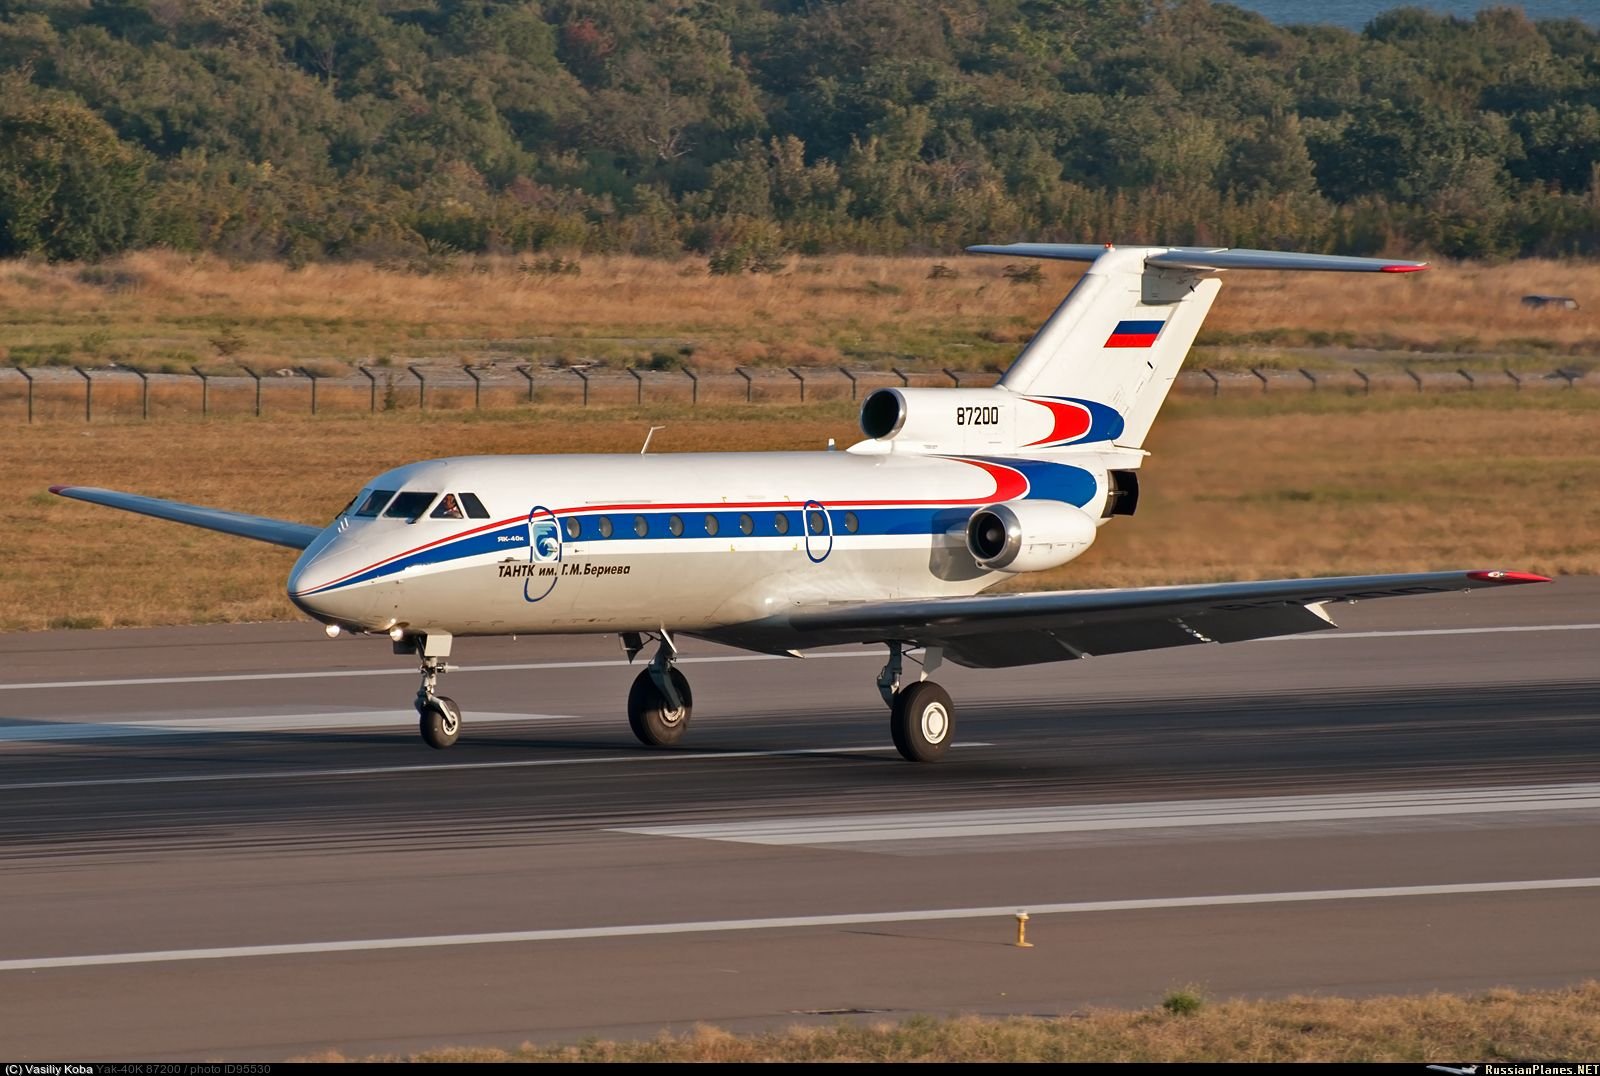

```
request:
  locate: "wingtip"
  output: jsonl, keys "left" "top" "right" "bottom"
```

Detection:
{"left": 48, "top": 485, "right": 68, "bottom": 496}
{"left": 1466, "top": 570, "right": 1550, "bottom": 584}
{"left": 1380, "top": 263, "right": 1429, "bottom": 273}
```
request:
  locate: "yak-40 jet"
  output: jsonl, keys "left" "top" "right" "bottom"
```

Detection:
{"left": 54, "top": 244, "right": 1546, "bottom": 761}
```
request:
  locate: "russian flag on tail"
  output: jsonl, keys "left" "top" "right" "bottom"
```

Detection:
{"left": 1104, "top": 319, "right": 1164, "bottom": 348}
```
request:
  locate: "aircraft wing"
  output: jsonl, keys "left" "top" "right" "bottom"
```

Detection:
{"left": 730, "top": 571, "right": 1547, "bottom": 668}
{"left": 50, "top": 485, "right": 321, "bottom": 550}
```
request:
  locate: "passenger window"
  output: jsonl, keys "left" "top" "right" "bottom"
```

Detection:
{"left": 384, "top": 491, "right": 438, "bottom": 520}
{"left": 808, "top": 510, "right": 827, "bottom": 535}
{"left": 633, "top": 515, "right": 649, "bottom": 537}
{"left": 774, "top": 512, "right": 790, "bottom": 536}
{"left": 355, "top": 489, "right": 396, "bottom": 517}
{"left": 704, "top": 514, "right": 719, "bottom": 537}
{"left": 598, "top": 516, "right": 613, "bottom": 538}
{"left": 668, "top": 515, "right": 684, "bottom": 537}
{"left": 843, "top": 511, "right": 859, "bottom": 534}
{"left": 430, "top": 493, "right": 465, "bottom": 520}
{"left": 458, "top": 492, "right": 491, "bottom": 519}
{"left": 738, "top": 513, "right": 754, "bottom": 535}
{"left": 564, "top": 517, "right": 581, "bottom": 540}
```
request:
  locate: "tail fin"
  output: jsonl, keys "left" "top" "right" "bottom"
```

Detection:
{"left": 970, "top": 244, "right": 1426, "bottom": 449}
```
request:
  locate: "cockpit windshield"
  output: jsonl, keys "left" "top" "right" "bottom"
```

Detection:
{"left": 354, "top": 489, "right": 397, "bottom": 517}
{"left": 430, "top": 492, "right": 492, "bottom": 520}
{"left": 383, "top": 491, "right": 438, "bottom": 520}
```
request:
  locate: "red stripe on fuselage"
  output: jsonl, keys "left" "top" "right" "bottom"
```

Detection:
{"left": 1023, "top": 399, "right": 1094, "bottom": 447}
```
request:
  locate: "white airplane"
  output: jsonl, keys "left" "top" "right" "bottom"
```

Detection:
{"left": 52, "top": 244, "right": 1547, "bottom": 761}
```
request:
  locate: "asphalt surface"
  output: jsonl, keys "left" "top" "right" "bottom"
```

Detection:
{"left": 0, "top": 577, "right": 1596, "bottom": 1060}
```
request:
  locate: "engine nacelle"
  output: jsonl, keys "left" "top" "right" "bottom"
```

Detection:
{"left": 965, "top": 499, "right": 1098, "bottom": 573}
{"left": 856, "top": 386, "right": 1122, "bottom": 454}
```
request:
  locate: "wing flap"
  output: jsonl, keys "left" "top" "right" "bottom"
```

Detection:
{"left": 51, "top": 485, "right": 321, "bottom": 550}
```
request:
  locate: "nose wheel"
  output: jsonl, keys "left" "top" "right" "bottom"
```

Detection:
{"left": 419, "top": 694, "right": 461, "bottom": 749}
{"left": 406, "top": 633, "right": 461, "bottom": 749}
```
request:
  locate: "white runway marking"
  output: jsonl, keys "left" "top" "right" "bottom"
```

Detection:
{"left": 0, "top": 744, "right": 992, "bottom": 792}
{"left": 615, "top": 783, "right": 1600, "bottom": 845}
{"left": 2, "top": 876, "right": 1595, "bottom": 972}
{"left": 0, "top": 622, "right": 1594, "bottom": 692}
{"left": 0, "top": 710, "right": 562, "bottom": 743}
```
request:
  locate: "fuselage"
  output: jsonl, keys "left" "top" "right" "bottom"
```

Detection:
{"left": 288, "top": 446, "right": 1120, "bottom": 638}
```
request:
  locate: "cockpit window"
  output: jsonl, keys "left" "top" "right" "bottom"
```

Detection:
{"left": 431, "top": 494, "right": 465, "bottom": 520}
{"left": 458, "top": 492, "right": 491, "bottom": 519}
{"left": 383, "top": 491, "right": 438, "bottom": 520}
{"left": 354, "top": 489, "right": 397, "bottom": 517}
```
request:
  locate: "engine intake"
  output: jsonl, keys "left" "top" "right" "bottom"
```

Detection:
{"left": 965, "top": 499, "right": 1097, "bottom": 573}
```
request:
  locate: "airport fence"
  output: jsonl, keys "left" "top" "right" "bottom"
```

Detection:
{"left": 0, "top": 362, "right": 1590, "bottom": 422}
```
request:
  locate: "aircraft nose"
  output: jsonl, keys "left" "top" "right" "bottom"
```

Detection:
{"left": 288, "top": 539, "right": 379, "bottom": 628}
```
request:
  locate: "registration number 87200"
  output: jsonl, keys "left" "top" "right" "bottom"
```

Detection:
{"left": 955, "top": 406, "right": 1000, "bottom": 426}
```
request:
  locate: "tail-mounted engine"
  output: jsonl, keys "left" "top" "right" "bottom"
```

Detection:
{"left": 856, "top": 387, "right": 1120, "bottom": 454}
{"left": 965, "top": 499, "right": 1097, "bottom": 573}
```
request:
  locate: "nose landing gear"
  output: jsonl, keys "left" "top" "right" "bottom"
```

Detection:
{"left": 404, "top": 632, "right": 461, "bottom": 750}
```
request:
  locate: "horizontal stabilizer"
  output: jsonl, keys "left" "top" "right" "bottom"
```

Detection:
{"left": 51, "top": 485, "right": 321, "bottom": 549}
{"left": 967, "top": 243, "right": 1428, "bottom": 273}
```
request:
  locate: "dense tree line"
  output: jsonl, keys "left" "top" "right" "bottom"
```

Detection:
{"left": 1, "top": 0, "right": 1598, "bottom": 263}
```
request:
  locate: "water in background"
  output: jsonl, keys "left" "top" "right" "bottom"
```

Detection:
{"left": 1232, "top": 1, "right": 1596, "bottom": 30}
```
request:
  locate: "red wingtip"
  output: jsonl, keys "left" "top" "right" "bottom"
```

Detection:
{"left": 48, "top": 485, "right": 67, "bottom": 495}
{"left": 1380, "top": 264, "right": 1428, "bottom": 273}
{"left": 1466, "top": 570, "right": 1551, "bottom": 584}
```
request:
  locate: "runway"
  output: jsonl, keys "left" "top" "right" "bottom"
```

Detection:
{"left": 1, "top": 578, "right": 1597, "bottom": 1059}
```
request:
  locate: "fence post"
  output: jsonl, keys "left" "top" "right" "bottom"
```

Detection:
{"left": 1555, "top": 368, "right": 1578, "bottom": 389}
{"left": 191, "top": 366, "right": 210, "bottom": 416}
{"left": 943, "top": 367, "right": 962, "bottom": 387}
{"left": 1298, "top": 368, "right": 1317, "bottom": 391}
{"left": 626, "top": 367, "right": 643, "bottom": 405}
{"left": 569, "top": 366, "right": 589, "bottom": 406}
{"left": 891, "top": 366, "right": 911, "bottom": 386}
{"left": 1201, "top": 368, "right": 1219, "bottom": 397}
{"left": 1354, "top": 367, "right": 1370, "bottom": 396}
{"left": 735, "top": 365, "right": 753, "bottom": 402}
{"left": 358, "top": 366, "right": 377, "bottom": 412}
{"left": 839, "top": 367, "right": 857, "bottom": 400}
{"left": 130, "top": 367, "right": 150, "bottom": 418}
{"left": 297, "top": 367, "right": 320, "bottom": 414}
{"left": 412, "top": 363, "right": 432, "bottom": 409}
{"left": 788, "top": 366, "right": 805, "bottom": 402}
{"left": 985, "top": 363, "right": 1005, "bottom": 385}
{"left": 683, "top": 366, "right": 697, "bottom": 405}
{"left": 1504, "top": 368, "right": 1521, "bottom": 391}
{"left": 516, "top": 364, "right": 535, "bottom": 403}
{"left": 463, "top": 364, "right": 484, "bottom": 409}
{"left": 1249, "top": 367, "right": 1268, "bottom": 393}
{"left": 1457, "top": 368, "right": 1475, "bottom": 390}
{"left": 1405, "top": 368, "right": 1422, "bottom": 393}
{"left": 241, "top": 365, "right": 263, "bottom": 416}
{"left": 16, "top": 366, "right": 34, "bottom": 424}
{"left": 73, "top": 365, "right": 93, "bottom": 422}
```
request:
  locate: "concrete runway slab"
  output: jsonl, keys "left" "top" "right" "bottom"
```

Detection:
{"left": 0, "top": 578, "right": 1596, "bottom": 1059}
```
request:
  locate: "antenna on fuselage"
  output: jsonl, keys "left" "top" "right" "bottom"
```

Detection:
{"left": 641, "top": 426, "right": 665, "bottom": 454}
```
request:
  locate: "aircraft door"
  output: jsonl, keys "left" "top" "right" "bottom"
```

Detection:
{"left": 803, "top": 500, "right": 833, "bottom": 563}
{"left": 524, "top": 505, "right": 561, "bottom": 602}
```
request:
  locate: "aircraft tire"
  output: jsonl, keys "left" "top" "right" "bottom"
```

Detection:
{"left": 890, "top": 681, "right": 954, "bottom": 763}
{"left": 419, "top": 695, "right": 462, "bottom": 749}
{"left": 628, "top": 667, "right": 693, "bottom": 747}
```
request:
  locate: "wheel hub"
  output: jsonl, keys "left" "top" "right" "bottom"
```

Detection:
{"left": 921, "top": 702, "right": 949, "bottom": 743}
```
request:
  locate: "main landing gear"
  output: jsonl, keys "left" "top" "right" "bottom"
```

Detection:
{"left": 623, "top": 631, "right": 694, "bottom": 747}
{"left": 879, "top": 642, "right": 954, "bottom": 762}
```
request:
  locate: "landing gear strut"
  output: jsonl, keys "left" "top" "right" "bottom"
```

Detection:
{"left": 879, "top": 642, "right": 954, "bottom": 762}
{"left": 406, "top": 632, "right": 461, "bottom": 750}
{"left": 625, "top": 630, "right": 693, "bottom": 747}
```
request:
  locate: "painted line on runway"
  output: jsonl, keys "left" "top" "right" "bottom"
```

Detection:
{"left": 615, "top": 782, "right": 1600, "bottom": 845}
{"left": 0, "top": 650, "right": 878, "bottom": 692}
{"left": 1, "top": 622, "right": 1595, "bottom": 692}
{"left": 0, "top": 743, "right": 993, "bottom": 792}
{"left": 0, "top": 710, "right": 569, "bottom": 743}
{"left": 2, "top": 876, "right": 1596, "bottom": 972}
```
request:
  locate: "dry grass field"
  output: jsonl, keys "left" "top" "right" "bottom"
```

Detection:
{"left": 313, "top": 982, "right": 1600, "bottom": 1062}
{"left": 4, "top": 391, "right": 1594, "bottom": 632}
{"left": 1, "top": 252, "right": 1597, "bottom": 376}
